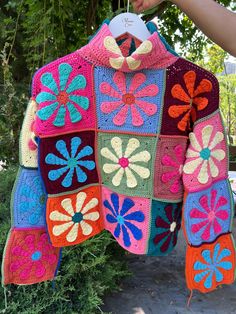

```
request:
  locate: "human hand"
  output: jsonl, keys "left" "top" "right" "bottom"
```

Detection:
{"left": 130, "top": 0, "right": 166, "bottom": 13}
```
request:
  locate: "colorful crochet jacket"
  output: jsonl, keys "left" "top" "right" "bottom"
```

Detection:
{"left": 2, "top": 20, "right": 236, "bottom": 294}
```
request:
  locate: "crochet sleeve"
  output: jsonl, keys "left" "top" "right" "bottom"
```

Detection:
{"left": 2, "top": 95, "right": 60, "bottom": 285}
{"left": 182, "top": 103, "right": 236, "bottom": 293}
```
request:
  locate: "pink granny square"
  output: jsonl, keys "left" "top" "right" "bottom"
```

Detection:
{"left": 183, "top": 112, "right": 228, "bottom": 192}
{"left": 33, "top": 54, "right": 95, "bottom": 137}
{"left": 154, "top": 135, "right": 188, "bottom": 201}
{"left": 101, "top": 186, "right": 150, "bottom": 254}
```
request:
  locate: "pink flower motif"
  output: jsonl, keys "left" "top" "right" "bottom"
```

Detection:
{"left": 161, "top": 145, "right": 185, "bottom": 194}
{"left": 190, "top": 190, "right": 229, "bottom": 241}
{"left": 100, "top": 72, "right": 158, "bottom": 126}
{"left": 10, "top": 233, "right": 58, "bottom": 280}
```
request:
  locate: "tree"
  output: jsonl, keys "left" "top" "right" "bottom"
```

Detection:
{"left": 0, "top": 0, "right": 235, "bottom": 165}
{"left": 219, "top": 74, "right": 236, "bottom": 144}
{"left": 195, "top": 43, "right": 236, "bottom": 145}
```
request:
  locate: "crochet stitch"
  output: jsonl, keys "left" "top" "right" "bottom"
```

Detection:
{"left": 2, "top": 20, "right": 236, "bottom": 295}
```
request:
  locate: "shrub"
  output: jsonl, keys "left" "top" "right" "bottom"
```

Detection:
{"left": 0, "top": 167, "right": 129, "bottom": 314}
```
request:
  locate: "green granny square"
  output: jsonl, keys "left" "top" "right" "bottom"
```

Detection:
{"left": 98, "top": 132, "right": 157, "bottom": 197}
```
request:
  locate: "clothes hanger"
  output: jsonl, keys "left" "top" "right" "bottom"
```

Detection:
{"left": 109, "top": 0, "right": 151, "bottom": 42}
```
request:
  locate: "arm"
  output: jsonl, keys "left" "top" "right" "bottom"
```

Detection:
{"left": 131, "top": 0, "right": 236, "bottom": 57}
{"left": 172, "top": 0, "right": 236, "bottom": 57}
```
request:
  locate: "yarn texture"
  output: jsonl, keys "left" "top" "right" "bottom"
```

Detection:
{"left": 2, "top": 21, "right": 235, "bottom": 294}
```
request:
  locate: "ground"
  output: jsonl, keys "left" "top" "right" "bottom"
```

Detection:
{"left": 103, "top": 227, "right": 236, "bottom": 314}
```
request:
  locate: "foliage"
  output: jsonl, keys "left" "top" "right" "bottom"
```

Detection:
{"left": 196, "top": 45, "right": 228, "bottom": 75}
{"left": 193, "top": 44, "right": 236, "bottom": 145}
{"left": 218, "top": 74, "right": 236, "bottom": 144}
{"left": 0, "top": 0, "right": 235, "bottom": 165}
{"left": 142, "top": 0, "right": 235, "bottom": 60}
{"left": 0, "top": 167, "right": 129, "bottom": 314}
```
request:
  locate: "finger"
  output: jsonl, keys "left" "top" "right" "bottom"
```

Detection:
{"left": 131, "top": 0, "right": 144, "bottom": 12}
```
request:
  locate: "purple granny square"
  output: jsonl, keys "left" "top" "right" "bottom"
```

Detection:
{"left": 12, "top": 167, "right": 46, "bottom": 228}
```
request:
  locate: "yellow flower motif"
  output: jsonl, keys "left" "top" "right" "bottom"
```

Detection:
{"left": 101, "top": 136, "right": 151, "bottom": 188}
{"left": 50, "top": 192, "right": 99, "bottom": 242}
{"left": 103, "top": 36, "right": 152, "bottom": 70}
{"left": 183, "top": 125, "right": 225, "bottom": 184}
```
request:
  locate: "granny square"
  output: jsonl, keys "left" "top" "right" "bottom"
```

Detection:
{"left": 183, "top": 111, "right": 227, "bottom": 192}
{"left": 3, "top": 228, "right": 60, "bottom": 285}
{"left": 98, "top": 132, "right": 157, "bottom": 197}
{"left": 186, "top": 234, "right": 236, "bottom": 293}
{"left": 183, "top": 179, "right": 233, "bottom": 246}
{"left": 34, "top": 55, "right": 95, "bottom": 137}
{"left": 19, "top": 99, "right": 38, "bottom": 168}
{"left": 94, "top": 67, "right": 165, "bottom": 134}
{"left": 46, "top": 185, "right": 104, "bottom": 247}
{"left": 12, "top": 167, "right": 46, "bottom": 228}
{"left": 161, "top": 58, "right": 219, "bottom": 136}
{"left": 102, "top": 186, "right": 150, "bottom": 254}
{"left": 4, "top": 20, "right": 236, "bottom": 293}
{"left": 39, "top": 131, "right": 99, "bottom": 194}
{"left": 147, "top": 199, "right": 182, "bottom": 256}
{"left": 154, "top": 135, "right": 188, "bottom": 201}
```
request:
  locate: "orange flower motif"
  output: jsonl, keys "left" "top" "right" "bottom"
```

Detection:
{"left": 168, "top": 71, "right": 213, "bottom": 132}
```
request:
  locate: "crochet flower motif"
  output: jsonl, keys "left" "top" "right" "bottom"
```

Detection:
{"left": 101, "top": 137, "right": 151, "bottom": 188}
{"left": 190, "top": 189, "right": 229, "bottom": 241}
{"left": 36, "top": 63, "right": 89, "bottom": 127}
{"left": 100, "top": 72, "right": 158, "bottom": 127}
{"left": 153, "top": 205, "right": 181, "bottom": 253}
{"left": 194, "top": 243, "right": 232, "bottom": 289}
{"left": 10, "top": 233, "right": 58, "bottom": 280}
{"left": 161, "top": 145, "right": 185, "bottom": 194}
{"left": 104, "top": 193, "right": 145, "bottom": 247}
{"left": 183, "top": 125, "right": 225, "bottom": 184}
{"left": 168, "top": 71, "right": 213, "bottom": 132}
{"left": 104, "top": 36, "right": 153, "bottom": 70}
{"left": 18, "top": 175, "right": 46, "bottom": 225}
{"left": 45, "top": 137, "right": 95, "bottom": 187}
{"left": 50, "top": 192, "right": 99, "bottom": 242}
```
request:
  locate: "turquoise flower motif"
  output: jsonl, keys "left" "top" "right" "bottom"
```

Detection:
{"left": 45, "top": 137, "right": 95, "bottom": 187}
{"left": 36, "top": 63, "right": 89, "bottom": 127}
{"left": 194, "top": 243, "right": 232, "bottom": 289}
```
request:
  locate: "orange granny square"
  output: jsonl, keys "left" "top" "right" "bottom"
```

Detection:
{"left": 186, "top": 234, "right": 236, "bottom": 293}
{"left": 46, "top": 185, "right": 104, "bottom": 247}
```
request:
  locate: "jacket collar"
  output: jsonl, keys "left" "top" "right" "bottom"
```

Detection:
{"left": 79, "top": 21, "right": 178, "bottom": 72}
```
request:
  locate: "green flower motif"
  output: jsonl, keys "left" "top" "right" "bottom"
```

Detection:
{"left": 36, "top": 63, "right": 89, "bottom": 127}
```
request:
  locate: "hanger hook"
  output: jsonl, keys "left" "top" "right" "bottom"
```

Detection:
{"left": 127, "top": 0, "right": 130, "bottom": 12}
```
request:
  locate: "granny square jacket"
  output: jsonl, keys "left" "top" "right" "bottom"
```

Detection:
{"left": 2, "top": 20, "right": 236, "bottom": 293}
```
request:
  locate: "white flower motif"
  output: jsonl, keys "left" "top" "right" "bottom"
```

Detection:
{"left": 103, "top": 36, "right": 152, "bottom": 70}
{"left": 49, "top": 192, "right": 99, "bottom": 242}
{"left": 101, "top": 137, "right": 151, "bottom": 188}
{"left": 183, "top": 125, "right": 226, "bottom": 184}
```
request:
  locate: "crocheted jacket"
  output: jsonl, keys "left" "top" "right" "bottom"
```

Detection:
{"left": 2, "top": 20, "right": 236, "bottom": 294}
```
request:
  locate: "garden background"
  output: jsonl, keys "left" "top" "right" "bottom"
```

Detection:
{"left": 0, "top": 1, "right": 236, "bottom": 313}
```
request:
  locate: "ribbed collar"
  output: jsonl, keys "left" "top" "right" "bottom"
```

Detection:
{"left": 79, "top": 21, "right": 178, "bottom": 72}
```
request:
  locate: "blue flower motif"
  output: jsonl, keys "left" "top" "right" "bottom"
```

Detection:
{"left": 104, "top": 193, "right": 145, "bottom": 247}
{"left": 194, "top": 243, "right": 232, "bottom": 289}
{"left": 18, "top": 175, "right": 46, "bottom": 226}
{"left": 36, "top": 63, "right": 89, "bottom": 127}
{"left": 45, "top": 137, "right": 95, "bottom": 187}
